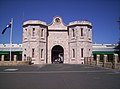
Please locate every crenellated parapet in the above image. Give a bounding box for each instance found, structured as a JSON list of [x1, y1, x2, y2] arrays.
[[68, 20, 92, 28], [23, 20, 47, 27]]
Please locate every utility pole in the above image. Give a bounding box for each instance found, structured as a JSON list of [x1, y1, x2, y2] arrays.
[[117, 17, 120, 43], [117, 17, 120, 57], [10, 18, 13, 61]]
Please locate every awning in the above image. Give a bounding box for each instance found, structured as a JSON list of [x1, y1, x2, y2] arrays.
[[0, 52, 9, 54], [0, 51, 22, 55], [92, 51, 116, 55]]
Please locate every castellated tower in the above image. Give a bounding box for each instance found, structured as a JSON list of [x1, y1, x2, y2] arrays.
[[22, 16, 92, 64], [68, 21, 92, 64], [22, 20, 47, 64]]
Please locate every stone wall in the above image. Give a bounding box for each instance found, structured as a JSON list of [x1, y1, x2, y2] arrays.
[[0, 61, 29, 66], [84, 54, 120, 70], [22, 20, 47, 64], [68, 24, 92, 64], [22, 16, 92, 64], [48, 30, 69, 64]]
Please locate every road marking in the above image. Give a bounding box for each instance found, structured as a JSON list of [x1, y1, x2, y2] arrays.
[[107, 71, 120, 74], [0, 70, 113, 74], [4, 69, 18, 72]]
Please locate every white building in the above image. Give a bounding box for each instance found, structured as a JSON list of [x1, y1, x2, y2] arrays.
[[22, 16, 92, 64], [0, 16, 119, 64]]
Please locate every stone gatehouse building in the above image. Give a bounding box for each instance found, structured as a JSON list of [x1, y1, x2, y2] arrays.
[[22, 16, 92, 64]]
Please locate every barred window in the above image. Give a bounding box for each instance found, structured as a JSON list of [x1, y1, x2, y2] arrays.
[[41, 49, 43, 58], [32, 48, 35, 58], [81, 48, 83, 57], [88, 29, 91, 39], [73, 49, 75, 58], [81, 28, 83, 36], [32, 28, 35, 36], [41, 29, 44, 37], [72, 29, 75, 37], [24, 54, 26, 60], [25, 29, 27, 32]]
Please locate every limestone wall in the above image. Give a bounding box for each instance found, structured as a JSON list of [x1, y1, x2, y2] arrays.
[[22, 21, 47, 64], [22, 16, 92, 64]]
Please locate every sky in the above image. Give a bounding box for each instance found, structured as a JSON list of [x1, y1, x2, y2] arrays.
[[0, 0, 120, 44]]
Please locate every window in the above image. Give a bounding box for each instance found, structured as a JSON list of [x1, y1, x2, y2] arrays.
[[81, 48, 83, 58], [4, 44, 6, 47], [32, 28, 35, 36], [25, 29, 27, 32], [24, 54, 26, 60], [89, 49, 90, 51], [55, 18, 60, 23], [32, 48, 35, 58], [41, 49, 43, 58], [24, 29, 27, 39], [81, 28, 83, 36], [72, 49, 75, 58], [41, 29, 44, 37], [72, 29, 75, 37], [88, 29, 91, 39]]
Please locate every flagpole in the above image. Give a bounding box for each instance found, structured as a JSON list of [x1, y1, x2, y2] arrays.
[[10, 18, 13, 61]]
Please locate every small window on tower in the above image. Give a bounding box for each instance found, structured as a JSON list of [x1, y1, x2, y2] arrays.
[[88, 29, 91, 40], [72, 49, 75, 58], [81, 28, 83, 36], [41, 29, 44, 37], [24, 54, 26, 60], [55, 18, 60, 23], [81, 48, 83, 58], [25, 29, 27, 31], [32, 48, 35, 58], [32, 28, 35, 36], [41, 49, 43, 58], [72, 29, 75, 37]]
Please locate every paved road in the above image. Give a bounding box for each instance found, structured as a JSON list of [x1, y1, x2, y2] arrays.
[[0, 64, 120, 89]]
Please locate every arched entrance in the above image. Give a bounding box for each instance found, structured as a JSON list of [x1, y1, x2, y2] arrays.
[[51, 45, 64, 64]]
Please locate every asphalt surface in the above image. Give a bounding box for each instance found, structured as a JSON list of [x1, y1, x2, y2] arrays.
[[0, 64, 120, 89]]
